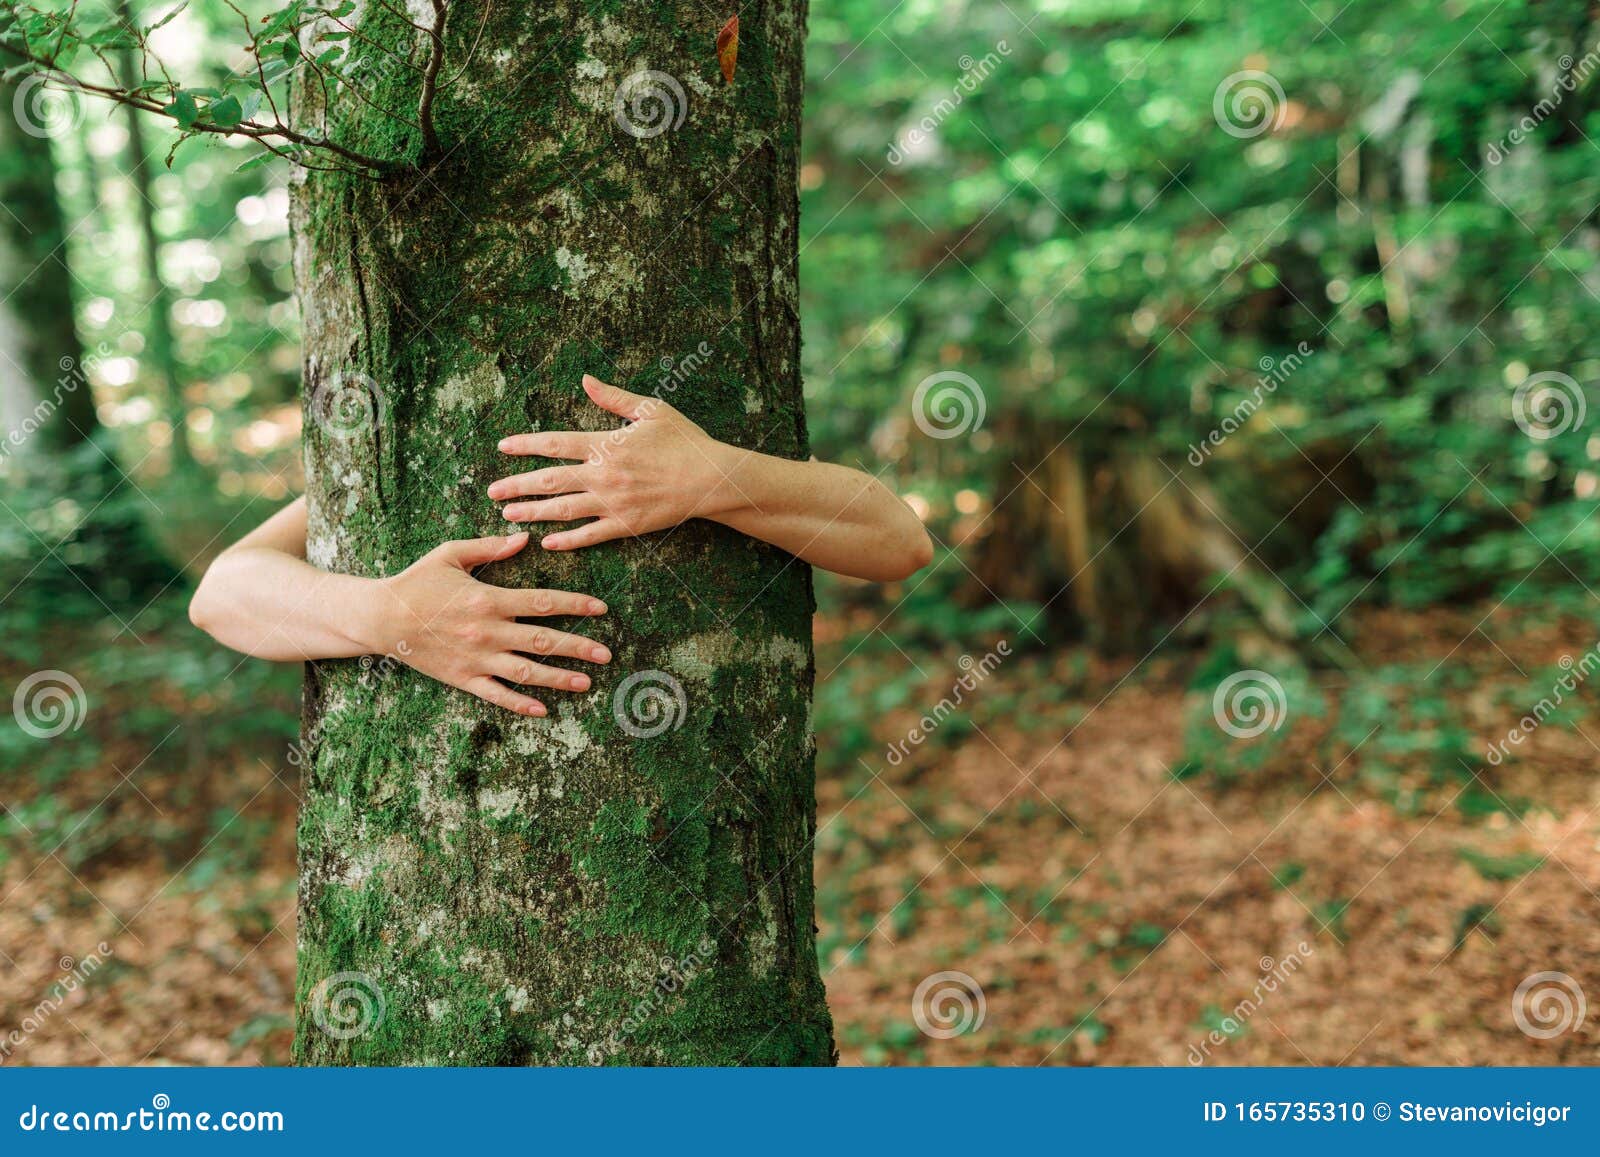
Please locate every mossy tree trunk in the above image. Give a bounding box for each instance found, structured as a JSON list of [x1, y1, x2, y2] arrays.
[[291, 1, 833, 1064]]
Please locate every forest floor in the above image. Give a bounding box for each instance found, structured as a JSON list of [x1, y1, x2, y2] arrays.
[[3, 601, 1598, 1066]]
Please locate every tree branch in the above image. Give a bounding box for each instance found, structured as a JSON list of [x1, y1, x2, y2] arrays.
[[416, 0, 448, 159], [0, 38, 399, 174]]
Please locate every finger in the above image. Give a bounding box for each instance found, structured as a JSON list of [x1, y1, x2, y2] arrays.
[[502, 494, 606, 524], [542, 518, 632, 551], [495, 431, 603, 461], [464, 676, 546, 718], [500, 587, 608, 618], [582, 374, 653, 421], [486, 465, 588, 500], [486, 653, 593, 694], [497, 622, 611, 665], [436, 531, 528, 570]]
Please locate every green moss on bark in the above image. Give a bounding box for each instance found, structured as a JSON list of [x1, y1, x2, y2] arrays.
[[290, 0, 831, 1065]]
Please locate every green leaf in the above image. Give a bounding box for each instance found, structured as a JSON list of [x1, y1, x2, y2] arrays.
[[1456, 848, 1545, 882], [143, 2, 189, 36], [234, 151, 278, 173], [209, 95, 243, 128], [260, 1, 308, 40], [279, 38, 300, 63], [164, 90, 199, 129]]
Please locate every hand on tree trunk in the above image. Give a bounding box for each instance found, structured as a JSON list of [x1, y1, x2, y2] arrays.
[[491, 374, 935, 582], [363, 531, 612, 717], [491, 374, 734, 549]]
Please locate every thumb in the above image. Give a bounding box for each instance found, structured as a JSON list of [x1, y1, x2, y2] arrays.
[[436, 531, 528, 570], [583, 374, 652, 420]]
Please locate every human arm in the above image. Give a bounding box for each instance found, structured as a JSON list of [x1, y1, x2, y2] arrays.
[[490, 375, 934, 582], [188, 497, 612, 717]]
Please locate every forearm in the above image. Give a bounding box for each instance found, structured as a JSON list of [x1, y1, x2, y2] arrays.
[[705, 446, 933, 581], [190, 547, 384, 661]]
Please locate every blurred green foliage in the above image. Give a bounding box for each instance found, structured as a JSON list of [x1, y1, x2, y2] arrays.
[[0, 6, 1595, 1059]]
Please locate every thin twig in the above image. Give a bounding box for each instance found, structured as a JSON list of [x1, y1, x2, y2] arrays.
[[441, 0, 490, 91], [416, 0, 448, 158], [0, 40, 397, 173]]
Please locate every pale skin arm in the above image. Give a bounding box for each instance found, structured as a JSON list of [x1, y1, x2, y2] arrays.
[[491, 375, 934, 582], [188, 497, 612, 717]]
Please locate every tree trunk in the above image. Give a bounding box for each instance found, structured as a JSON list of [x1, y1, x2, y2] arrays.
[[0, 79, 98, 453], [116, 0, 196, 474], [291, 1, 833, 1065], [0, 62, 177, 603]]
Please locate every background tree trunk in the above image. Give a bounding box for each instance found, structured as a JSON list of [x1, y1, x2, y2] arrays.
[[291, 1, 833, 1064], [0, 61, 176, 602], [115, 0, 196, 475], [0, 79, 98, 453]]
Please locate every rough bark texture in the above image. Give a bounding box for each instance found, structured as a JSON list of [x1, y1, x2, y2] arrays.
[[290, 1, 833, 1065]]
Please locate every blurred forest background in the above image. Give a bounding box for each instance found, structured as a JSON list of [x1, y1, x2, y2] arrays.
[[4, 0, 1600, 1064]]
